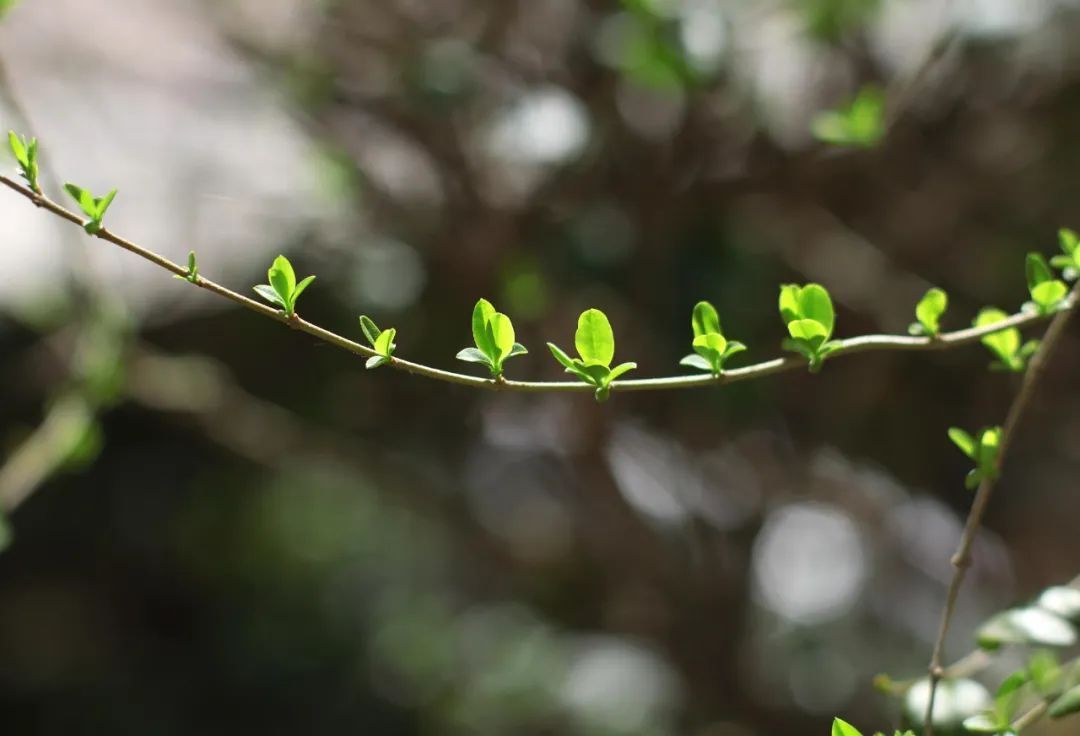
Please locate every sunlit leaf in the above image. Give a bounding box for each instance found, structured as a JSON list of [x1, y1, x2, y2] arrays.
[[575, 309, 615, 367]]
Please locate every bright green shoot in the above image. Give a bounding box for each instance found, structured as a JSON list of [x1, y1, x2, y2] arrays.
[[779, 283, 839, 371], [679, 301, 747, 375], [253, 255, 315, 318], [1025, 252, 1069, 315], [358, 315, 397, 369], [974, 307, 1038, 372], [173, 250, 199, 284], [811, 86, 885, 149], [455, 298, 528, 377], [948, 425, 1002, 490], [64, 183, 117, 235], [909, 287, 948, 337], [1050, 227, 1080, 280], [8, 130, 39, 193], [547, 308, 636, 401]]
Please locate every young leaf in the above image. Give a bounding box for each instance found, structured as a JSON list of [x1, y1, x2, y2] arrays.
[[373, 327, 396, 358], [359, 315, 381, 346], [575, 309, 615, 367], [253, 284, 285, 307], [7, 130, 26, 165], [488, 312, 515, 362], [948, 427, 976, 459], [365, 356, 388, 370], [456, 347, 491, 365], [912, 287, 948, 336], [680, 354, 713, 372], [547, 342, 579, 373], [1027, 650, 1062, 695], [269, 255, 297, 306], [787, 318, 828, 347], [691, 301, 721, 338], [797, 284, 835, 338], [779, 284, 802, 325], [831, 717, 863, 736], [811, 87, 885, 148], [471, 299, 497, 361], [606, 362, 637, 382], [1026, 252, 1053, 290], [975, 308, 1024, 371], [293, 274, 316, 302], [9, 132, 40, 191]]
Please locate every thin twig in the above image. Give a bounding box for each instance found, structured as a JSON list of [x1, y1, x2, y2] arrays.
[[923, 283, 1080, 736], [0, 173, 1069, 395]]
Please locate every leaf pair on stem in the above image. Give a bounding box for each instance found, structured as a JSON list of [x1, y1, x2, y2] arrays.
[[779, 283, 840, 371], [253, 255, 316, 318], [456, 299, 527, 377], [548, 309, 636, 402], [679, 301, 746, 375]]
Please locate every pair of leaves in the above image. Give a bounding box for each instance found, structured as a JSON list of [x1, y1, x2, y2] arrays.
[[64, 183, 117, 235], [253, 255, 315, 318], [547, 309, 636, 402], [679, 301, 747, 375], [948, 426, 1001, 490], [909, 287, 948, 337], [811, 87, 885, 149], [174, 251, 199, 284], [456, 299, 527, 377], [1050, 227, 1080, 281], [975, 308, 1038, 372], [7, 130, 39, 192], [359, 315, 396, 369], [831, 718, 913, 736], [977, 593, 1078, 652], [1024, 252, 1069, 315], [779, 283, 839, 371]]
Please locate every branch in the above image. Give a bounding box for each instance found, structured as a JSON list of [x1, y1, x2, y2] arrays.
[[0, 173, 1068, 395], [923, 282, 1080, 736]]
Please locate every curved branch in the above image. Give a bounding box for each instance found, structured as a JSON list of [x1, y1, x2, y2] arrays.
[[0, 173, 1069, 395]]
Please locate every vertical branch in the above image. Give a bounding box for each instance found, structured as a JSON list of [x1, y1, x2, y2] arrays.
[[923, 285, 1079, 735]]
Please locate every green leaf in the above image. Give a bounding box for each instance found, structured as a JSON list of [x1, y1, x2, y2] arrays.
[[779, 284, 802, 325], [992, 670, 1028, 723], [575, 309, 615, 367], [976, 308, 1022, 369], [1049, 684, 1080, 718], [1031, 280, 1067, 311], [374, 327, 396, 358], [1061, 228, 1079, 256], [365, 355, 388, 370], [811, 87, 885, 148], [1027, 650, 1062, 695], [977, 607, 1078, 650], [472, 299, 497, 360], [253, 284, 285, 307], [831, 717, 863, 736], [680, 354, 713, 372], [489, 312, 515, 362], [8, 130, 26, 165], [359, 315, 381, 346], [606, 362, 637, 382], [915, 288, 948, 336], [547, 342, 578, 373], [787, 318, 828, 347], [691, 301, 721, 338], [693, 332, 727, 357], [95, 188, 117, 218], [948, 427, 976, 459], [292, 274, 316, 303], [1026, 252, 1053, 290], [456, 347, 492, 366], [507, 342, 528, 358], [1037, 587, 1080, 621], [268, 255, 297, 306], [798, 284, 835, 338], [64, 183, 92, 215]]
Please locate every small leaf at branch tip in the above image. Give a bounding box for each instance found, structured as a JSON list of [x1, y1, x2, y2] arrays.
[[831, 717, 863, 736]]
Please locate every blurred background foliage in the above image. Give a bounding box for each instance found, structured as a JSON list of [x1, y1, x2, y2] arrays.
[[2, 0, 1080, 733]]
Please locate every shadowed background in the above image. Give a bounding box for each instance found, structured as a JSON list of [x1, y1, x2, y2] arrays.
[[1, 0, 1080, 734]]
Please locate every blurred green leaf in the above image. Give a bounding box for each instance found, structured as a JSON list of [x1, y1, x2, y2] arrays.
[[975, 308, 1025, 371], [1050, 684, 1080, 718], [812, 87, 885, 148], [1037, 587, 1080, 621], [911, 288, 948, 336], [832, 717, 863, 736]]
